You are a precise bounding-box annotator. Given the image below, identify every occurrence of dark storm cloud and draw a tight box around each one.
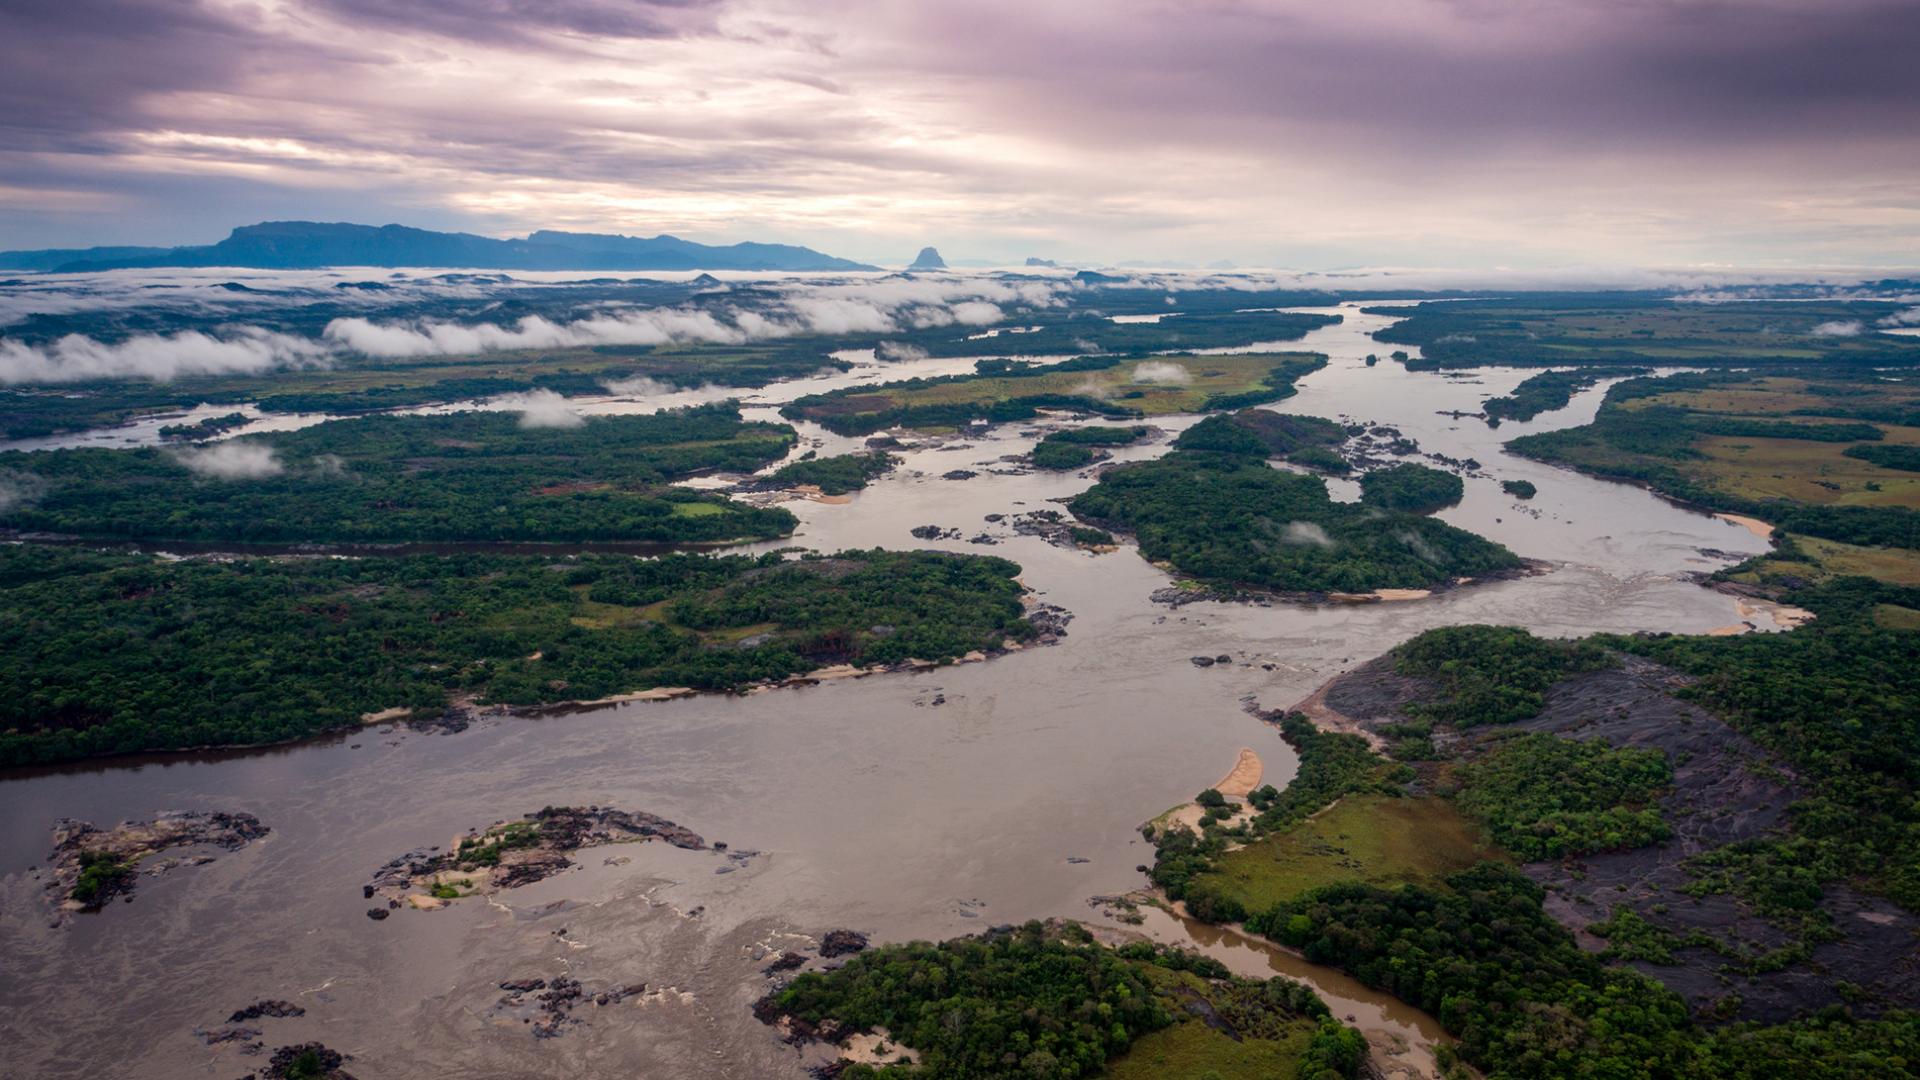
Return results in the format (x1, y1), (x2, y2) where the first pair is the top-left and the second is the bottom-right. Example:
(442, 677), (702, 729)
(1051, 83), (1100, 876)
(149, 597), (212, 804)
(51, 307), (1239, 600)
(868, 0), (1920, 154)
(305, 0), (725, 48)
(0, 0), (369, 152)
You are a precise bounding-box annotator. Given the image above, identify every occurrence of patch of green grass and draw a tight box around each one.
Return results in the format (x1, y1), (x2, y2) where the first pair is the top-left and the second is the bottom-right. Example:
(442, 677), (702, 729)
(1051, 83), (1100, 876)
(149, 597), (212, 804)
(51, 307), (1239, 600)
(1192, 795), (1501, 913)
(1874, 603), (1920, 630)
(1105, 1016), (1316, 1080)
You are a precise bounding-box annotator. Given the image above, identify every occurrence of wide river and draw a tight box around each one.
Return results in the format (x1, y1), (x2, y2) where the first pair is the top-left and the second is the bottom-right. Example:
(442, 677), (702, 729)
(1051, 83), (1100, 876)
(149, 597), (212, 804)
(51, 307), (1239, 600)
(0, 304), (1774, 1078)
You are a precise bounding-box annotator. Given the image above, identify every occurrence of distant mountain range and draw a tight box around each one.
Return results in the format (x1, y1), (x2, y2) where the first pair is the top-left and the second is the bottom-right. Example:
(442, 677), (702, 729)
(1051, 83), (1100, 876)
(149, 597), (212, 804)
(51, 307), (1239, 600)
(0, 221), (879, 273)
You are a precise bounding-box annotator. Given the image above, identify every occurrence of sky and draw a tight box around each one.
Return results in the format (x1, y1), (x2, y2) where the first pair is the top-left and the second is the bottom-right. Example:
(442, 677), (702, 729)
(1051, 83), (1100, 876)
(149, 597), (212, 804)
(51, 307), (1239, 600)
(3, 0), (1919, 269)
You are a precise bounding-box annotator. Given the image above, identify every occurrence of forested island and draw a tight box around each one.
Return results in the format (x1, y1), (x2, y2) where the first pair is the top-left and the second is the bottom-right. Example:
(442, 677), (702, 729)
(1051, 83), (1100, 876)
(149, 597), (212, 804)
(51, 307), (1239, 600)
(1029, 426), (1151, 470)
(0, 404), (801, 545)
(1481, 366), (1645, 423)
(764, 450), (899, 494)
(0, 546), (1041, 765)
(781, 353), (1327, 435)
(1067, 448), (1518, 594)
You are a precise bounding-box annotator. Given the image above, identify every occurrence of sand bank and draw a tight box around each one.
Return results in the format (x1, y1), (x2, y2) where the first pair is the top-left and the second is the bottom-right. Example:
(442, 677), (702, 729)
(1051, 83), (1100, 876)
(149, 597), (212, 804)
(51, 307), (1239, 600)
(1715, 513), (1775, 539)
(1213, 748), (1264, 797)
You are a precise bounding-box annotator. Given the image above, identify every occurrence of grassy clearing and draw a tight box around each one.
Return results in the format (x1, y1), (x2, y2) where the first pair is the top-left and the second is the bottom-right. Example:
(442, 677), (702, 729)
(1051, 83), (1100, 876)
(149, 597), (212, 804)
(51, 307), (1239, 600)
(1604, 375), (1920, 508)
(1191, 795), (1501, 914)
(1690, 434), (1920, 507)
(1105, 1016), (1316, 1080)
(1720, 534), (1920, 588)
(1874, 603), (1920, 630)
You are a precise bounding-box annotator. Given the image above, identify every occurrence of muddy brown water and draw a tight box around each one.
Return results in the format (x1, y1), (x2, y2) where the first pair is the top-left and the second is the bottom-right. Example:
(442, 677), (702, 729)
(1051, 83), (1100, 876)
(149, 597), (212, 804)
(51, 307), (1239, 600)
(0, 305), (1774, 1078)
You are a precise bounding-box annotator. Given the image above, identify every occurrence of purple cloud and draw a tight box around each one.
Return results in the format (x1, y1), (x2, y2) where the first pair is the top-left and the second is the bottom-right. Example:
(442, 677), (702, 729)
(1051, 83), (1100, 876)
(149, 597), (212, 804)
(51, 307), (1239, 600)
(0, 0), (1916, 266)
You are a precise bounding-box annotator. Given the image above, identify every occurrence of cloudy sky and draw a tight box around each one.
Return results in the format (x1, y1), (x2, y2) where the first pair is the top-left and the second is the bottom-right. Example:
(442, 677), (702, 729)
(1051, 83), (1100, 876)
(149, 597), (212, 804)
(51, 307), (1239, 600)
(3, 0), (1917, 268)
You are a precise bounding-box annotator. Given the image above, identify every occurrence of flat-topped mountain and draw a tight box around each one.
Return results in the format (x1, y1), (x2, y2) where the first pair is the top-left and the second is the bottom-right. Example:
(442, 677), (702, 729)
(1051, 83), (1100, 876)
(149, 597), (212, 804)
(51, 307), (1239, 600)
(0, 221), (878, 273)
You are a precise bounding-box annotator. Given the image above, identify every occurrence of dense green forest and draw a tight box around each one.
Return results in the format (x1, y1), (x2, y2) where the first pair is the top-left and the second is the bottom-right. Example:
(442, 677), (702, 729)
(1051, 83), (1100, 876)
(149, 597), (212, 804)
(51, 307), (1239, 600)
(1247, 865), (1920, 1079)
(1393, 624), (1613, 726)
(0, 403), (801, 544)
(1482, 367), (1645, 423)
(1844, 443), (1920, 472)
(1068, 449), (1519, 593)
(1453, 733), (1672, 859)
(1356, 462), (1464, 513)
(1367, 297), (1920, 371)
(761, 921), (1364, 1079)
(765, 450), (899, 493)
(1030, 425), (1151, 470)
(1601, 577), (1920, 911)
(0, 545), (1036, 765)
(157, 412), (250, 441)
(1172, 410), (1347, 464)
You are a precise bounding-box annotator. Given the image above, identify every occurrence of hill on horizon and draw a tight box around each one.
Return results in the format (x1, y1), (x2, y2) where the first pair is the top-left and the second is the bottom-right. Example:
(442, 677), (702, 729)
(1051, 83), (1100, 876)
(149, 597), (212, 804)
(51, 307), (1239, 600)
(0, 221), (879, 273)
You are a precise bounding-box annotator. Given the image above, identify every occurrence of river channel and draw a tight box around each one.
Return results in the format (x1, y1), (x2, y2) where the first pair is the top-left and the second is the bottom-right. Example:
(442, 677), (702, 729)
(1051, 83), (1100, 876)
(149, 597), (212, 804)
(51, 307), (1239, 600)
(0, 303), (1774, 1078)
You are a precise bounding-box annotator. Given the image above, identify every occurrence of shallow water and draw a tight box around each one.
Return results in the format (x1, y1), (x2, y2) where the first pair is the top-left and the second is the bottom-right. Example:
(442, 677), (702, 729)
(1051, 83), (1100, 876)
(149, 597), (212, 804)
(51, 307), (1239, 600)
(0, 303), (1773, 1078)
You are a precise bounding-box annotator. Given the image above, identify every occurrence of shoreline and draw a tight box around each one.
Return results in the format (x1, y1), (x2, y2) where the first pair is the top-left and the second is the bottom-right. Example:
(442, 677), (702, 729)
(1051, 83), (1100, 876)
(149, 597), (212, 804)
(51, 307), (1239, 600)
(0, 528), (770, 559)
(1150, 558), (1550, 610)
(0, 604), (1066, 777)
(1108, 892), (1451, 1080)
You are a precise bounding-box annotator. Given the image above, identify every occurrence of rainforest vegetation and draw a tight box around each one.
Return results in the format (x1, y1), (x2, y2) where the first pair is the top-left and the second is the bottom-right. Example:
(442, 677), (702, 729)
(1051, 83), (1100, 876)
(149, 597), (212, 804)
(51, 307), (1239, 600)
(760, 920), (1365, 1080)
(157, 412), (250, 440)
(765, 450), (899, 493)
(0, 403), (800, 544)
(0, 545), (1036, 765)
(1068, 450), (1518, 593)
(1481, 367), (1645, 422)
(1171, 410), (1347, 468)
(1141, 581), (1920, 1079)
(1356, 462), (1464, 513)
(1452, 733), (1672, 859)
(1029, 425), (1150, 470)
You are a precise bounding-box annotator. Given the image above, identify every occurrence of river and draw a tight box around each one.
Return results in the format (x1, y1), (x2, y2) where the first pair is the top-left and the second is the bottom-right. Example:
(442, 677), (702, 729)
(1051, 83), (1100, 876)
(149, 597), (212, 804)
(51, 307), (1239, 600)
(0, 303), (1774, 1078)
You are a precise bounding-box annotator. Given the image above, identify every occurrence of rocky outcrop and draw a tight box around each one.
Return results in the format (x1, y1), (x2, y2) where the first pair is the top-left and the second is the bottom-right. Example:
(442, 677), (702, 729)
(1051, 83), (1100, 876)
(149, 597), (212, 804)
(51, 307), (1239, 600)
(490, 974), (648, 1038)
(228, 1000), (305, 1023)
(1297, 653), (1920, 1023)
(43, 811), (269, 921)
(250, 1042), (356, 1079)
(364, 805), (710, 912)
(819, 929), (869, 957)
